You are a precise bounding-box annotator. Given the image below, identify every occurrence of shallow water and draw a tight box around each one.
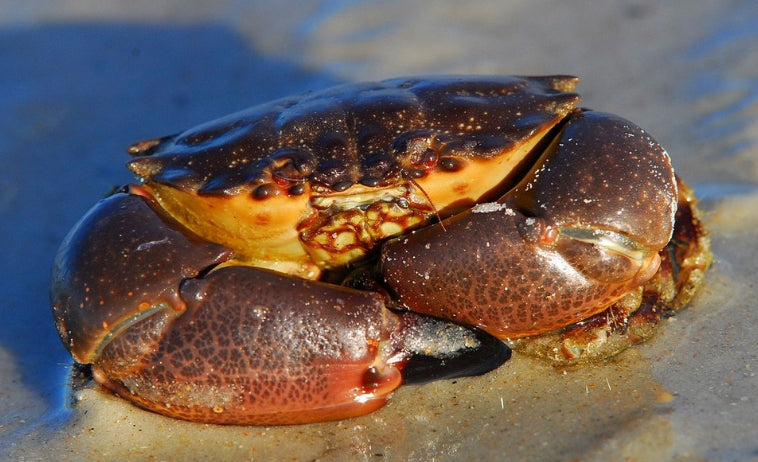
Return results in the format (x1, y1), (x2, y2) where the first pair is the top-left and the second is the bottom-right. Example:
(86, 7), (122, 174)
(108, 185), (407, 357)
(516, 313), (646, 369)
(1, 0), (756, 460)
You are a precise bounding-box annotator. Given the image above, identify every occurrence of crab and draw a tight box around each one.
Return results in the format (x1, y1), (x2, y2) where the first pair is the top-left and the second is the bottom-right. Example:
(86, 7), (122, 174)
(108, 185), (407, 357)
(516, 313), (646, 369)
(51, 75), (710, 426)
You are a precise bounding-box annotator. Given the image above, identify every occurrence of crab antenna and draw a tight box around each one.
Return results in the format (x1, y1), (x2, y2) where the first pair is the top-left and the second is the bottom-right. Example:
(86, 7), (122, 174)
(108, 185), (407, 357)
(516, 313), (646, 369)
(401, 169), (447, 232)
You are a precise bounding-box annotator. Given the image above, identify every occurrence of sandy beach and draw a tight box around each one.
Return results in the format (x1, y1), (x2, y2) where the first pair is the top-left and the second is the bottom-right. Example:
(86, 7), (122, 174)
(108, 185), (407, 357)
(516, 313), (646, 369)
(1, 0), (756, 460)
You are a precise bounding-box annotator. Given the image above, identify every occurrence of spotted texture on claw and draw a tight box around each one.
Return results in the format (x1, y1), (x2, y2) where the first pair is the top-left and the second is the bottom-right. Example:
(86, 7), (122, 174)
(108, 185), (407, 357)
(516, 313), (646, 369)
(512, 111), (677, 250)
(51, 191), (232, 363)
(382, 111), (677, 339)
(94, 267), (402, 425)
(54, 181), (509, 426)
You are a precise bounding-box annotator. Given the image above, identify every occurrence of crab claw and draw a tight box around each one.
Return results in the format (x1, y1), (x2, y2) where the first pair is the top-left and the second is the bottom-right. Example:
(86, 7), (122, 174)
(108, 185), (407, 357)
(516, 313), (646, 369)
(381, 110), (678, 339)
(51, 189), (233, 364)
(51, 189), (509, 425)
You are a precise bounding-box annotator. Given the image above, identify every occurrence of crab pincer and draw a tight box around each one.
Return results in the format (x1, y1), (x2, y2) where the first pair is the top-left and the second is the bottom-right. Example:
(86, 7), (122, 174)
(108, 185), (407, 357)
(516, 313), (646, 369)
(382, 110), (678, 338)
(52, 189), (507, 425)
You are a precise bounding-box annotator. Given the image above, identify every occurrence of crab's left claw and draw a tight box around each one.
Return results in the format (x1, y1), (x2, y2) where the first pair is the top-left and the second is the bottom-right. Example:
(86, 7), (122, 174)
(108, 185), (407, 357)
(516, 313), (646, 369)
(51, 188), (510, 425)
(51, 190), (233, 364)
(382, 110), (678, 339)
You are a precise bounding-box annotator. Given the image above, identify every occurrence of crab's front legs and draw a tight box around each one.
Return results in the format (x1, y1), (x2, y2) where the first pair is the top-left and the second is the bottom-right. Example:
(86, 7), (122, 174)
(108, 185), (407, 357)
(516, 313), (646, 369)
(51, 189), (508, 425)
(382, 110), (678, 340)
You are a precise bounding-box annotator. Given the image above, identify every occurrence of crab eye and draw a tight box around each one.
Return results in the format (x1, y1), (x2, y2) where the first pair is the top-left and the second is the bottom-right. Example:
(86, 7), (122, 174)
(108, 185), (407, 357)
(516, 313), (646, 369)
(438, 156), (465, 172)
(253, 184), (279, 199)
(422, 149), (439, 168)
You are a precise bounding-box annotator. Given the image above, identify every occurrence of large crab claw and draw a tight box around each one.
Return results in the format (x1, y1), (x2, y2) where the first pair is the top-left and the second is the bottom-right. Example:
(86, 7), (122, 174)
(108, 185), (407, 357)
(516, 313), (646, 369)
(382, 110), (678, 339)
(51, 189), (509, 425)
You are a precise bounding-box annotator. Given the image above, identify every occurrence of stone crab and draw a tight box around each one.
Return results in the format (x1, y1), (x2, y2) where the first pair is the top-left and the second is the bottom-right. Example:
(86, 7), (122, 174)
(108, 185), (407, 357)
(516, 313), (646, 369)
(51, 75), (710, 425)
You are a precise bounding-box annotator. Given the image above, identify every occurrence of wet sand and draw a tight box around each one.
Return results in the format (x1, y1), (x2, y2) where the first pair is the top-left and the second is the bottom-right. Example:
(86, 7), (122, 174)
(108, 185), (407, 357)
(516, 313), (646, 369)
(1, 0), (757, 460)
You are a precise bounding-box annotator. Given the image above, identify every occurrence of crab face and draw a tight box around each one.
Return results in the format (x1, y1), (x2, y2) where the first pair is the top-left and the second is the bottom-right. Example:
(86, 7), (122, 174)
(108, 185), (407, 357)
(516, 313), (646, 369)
(51, 76), (710, 425)
(125, 76), (581, 276)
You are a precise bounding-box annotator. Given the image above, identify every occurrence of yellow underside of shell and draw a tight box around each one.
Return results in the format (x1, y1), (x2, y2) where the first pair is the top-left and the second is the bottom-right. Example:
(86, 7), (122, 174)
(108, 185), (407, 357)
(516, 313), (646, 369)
(144, 120), (559, 278)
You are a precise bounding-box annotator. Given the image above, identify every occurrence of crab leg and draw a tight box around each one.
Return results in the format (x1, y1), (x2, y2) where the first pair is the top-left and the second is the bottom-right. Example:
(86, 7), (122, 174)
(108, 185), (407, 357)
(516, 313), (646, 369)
(381, 110), (678, 339)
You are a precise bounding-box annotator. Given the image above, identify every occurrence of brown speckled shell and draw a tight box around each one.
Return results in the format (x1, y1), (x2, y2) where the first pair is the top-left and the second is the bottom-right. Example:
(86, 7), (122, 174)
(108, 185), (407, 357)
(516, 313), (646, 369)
(127, 75), (579, 196)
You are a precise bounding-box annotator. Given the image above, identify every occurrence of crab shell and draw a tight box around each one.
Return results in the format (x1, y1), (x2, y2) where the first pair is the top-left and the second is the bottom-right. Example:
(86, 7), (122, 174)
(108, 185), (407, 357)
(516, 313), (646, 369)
(51, 75), (699, 425)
